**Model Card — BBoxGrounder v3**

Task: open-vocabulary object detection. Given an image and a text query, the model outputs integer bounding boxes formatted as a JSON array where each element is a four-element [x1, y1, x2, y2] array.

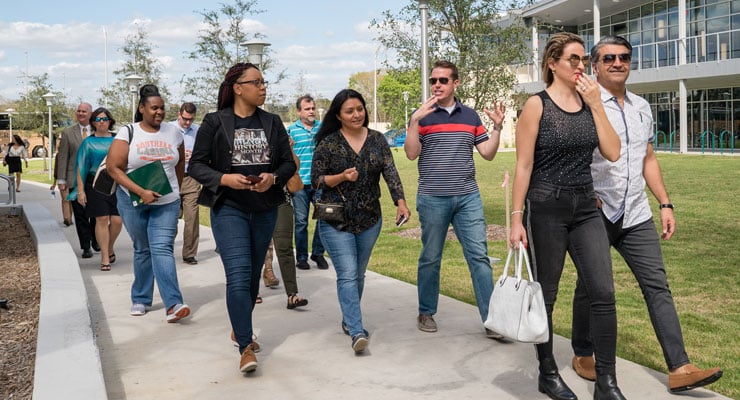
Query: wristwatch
[[659, 203, 674, 209], [272, 173, 279, 186]]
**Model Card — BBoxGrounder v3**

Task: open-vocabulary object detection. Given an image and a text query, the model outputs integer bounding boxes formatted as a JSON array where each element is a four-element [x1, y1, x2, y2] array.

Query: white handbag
[[484, 243, 549, 343]]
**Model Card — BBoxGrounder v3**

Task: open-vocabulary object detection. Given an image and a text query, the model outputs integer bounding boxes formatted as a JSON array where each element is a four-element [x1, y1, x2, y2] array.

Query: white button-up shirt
[[591, 85, 654, 229]]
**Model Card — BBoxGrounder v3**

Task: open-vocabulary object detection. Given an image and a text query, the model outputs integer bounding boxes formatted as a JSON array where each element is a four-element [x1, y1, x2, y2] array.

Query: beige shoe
[[417, 314, 437, 332], [669, 363, 722, 392], [263, 266, 280, 288], [572, 355, 596, 381], [230, 330, 260, 353], [239, 348, 257, 373]]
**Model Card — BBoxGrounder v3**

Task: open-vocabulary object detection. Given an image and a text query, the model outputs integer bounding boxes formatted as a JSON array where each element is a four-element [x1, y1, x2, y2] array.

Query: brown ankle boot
[[263, 266, 280, 287]]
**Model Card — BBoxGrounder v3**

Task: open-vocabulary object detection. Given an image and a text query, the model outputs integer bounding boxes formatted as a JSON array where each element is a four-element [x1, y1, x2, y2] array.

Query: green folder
[[127, 160, 173, 207]]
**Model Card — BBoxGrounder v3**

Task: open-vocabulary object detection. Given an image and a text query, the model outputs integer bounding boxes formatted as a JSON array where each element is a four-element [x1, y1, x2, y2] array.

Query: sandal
[[100, 264, 111, 271], [255, 294, 262, 304], [287, 293, 308, 309], [109, 253, 116, 264]]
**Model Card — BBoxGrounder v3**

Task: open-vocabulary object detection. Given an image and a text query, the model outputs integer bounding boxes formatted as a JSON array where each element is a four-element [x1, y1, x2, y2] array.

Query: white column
[[679, 80, 688, 153], [679, 0, 687, 64], [531, 20, 539, 82], [593, 0, 601, 43]]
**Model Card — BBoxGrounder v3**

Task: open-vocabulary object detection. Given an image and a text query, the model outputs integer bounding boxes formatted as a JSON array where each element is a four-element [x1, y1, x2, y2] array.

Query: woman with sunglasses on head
[[188, 63, 296, 373], [510, 32, 624, 400], [71, 107, 123, 271], [107, 84, 191, 323]]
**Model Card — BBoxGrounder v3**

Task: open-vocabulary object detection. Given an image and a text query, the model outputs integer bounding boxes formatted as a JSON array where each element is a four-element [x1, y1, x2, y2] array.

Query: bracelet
[[511, 210, 523, 216], [659, 203, 674, 209], [492, 124, 503, 131]]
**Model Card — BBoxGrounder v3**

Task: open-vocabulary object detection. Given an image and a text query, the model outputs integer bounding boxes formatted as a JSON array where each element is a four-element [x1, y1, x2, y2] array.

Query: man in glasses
[[405, 60, 505, 338], [570, 35, 723, 393], [172, 102, 201, 265], [57, 102, 97, 258]]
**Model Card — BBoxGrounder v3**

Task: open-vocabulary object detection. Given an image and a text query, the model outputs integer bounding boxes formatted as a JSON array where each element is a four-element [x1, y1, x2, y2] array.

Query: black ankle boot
[[538, 358, 578, 400], [594, 374, 626, 400]]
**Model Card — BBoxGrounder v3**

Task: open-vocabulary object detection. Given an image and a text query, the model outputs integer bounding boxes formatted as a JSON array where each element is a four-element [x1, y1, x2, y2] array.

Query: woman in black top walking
[[510, 32, 625, 400]]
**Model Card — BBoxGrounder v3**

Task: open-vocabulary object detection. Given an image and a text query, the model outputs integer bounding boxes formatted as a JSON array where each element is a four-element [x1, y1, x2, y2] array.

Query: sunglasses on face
[[429, 77, 451, 85], [180, 116, 194, 122], [558, 54, 591, 67], [600, 53, 632, 65], [93, 117, 110, 122]]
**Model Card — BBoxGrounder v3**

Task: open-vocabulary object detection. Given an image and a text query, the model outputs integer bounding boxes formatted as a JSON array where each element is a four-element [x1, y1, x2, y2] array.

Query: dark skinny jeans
[[524, 182, 617, 376]]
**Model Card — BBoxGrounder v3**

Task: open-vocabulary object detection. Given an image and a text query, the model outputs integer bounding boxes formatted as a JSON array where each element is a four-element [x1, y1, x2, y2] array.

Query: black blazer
[[188, 107, 296, 209]]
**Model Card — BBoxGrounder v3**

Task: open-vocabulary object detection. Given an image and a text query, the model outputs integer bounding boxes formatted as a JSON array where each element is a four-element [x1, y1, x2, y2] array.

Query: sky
[[0, 0, 408, 107]]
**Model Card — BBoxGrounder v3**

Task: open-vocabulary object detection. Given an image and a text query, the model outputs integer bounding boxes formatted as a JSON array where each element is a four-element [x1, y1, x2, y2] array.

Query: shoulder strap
[[126, 124, 134, 142]]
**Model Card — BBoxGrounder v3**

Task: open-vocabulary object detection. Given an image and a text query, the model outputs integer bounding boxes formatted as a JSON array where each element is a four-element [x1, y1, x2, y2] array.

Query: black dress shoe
[[594, 374, 626, 400], [296, 259, 310, 270], [310, 254, 329, 269], [538, 358, 578, 400], [92, 242, 101, 252], [183, 257, 198, 265], [82, 248, 93, 258]]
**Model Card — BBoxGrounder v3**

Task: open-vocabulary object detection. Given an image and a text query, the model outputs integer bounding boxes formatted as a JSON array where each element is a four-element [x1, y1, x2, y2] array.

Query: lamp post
[[4, 108, 14, 143], [240, 39, 271, 69], [42, 92, 56, 180], [402, 91, 410, 129], [318, 108, 325, 122], [123, 74, 143, 122], [418, 0, 430, 101]]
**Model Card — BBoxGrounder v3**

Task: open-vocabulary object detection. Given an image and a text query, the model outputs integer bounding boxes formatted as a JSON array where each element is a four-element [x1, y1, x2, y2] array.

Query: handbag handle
[[317, 175, 346, 202], [500, 243, 535, 288]]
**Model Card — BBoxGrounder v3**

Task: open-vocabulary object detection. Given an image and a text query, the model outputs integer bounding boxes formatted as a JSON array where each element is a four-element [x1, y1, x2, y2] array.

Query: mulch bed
[[0, 213, 40, 399]]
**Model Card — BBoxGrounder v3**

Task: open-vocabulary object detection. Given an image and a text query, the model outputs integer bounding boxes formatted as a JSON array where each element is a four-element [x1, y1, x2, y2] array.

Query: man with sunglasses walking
[[172, 102, 201, 265], [570, 35, 723, 393], [405, 60, 505, 337]]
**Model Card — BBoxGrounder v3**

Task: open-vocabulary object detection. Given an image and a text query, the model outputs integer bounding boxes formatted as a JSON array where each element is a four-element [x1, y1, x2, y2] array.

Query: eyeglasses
[[429, 77, 451, 85], [600, 53, 632, 65], [93, 117, 110, 122], [557, 54, 590, 67], [235, 79, 268, 88], [180, 116, 194, 122]]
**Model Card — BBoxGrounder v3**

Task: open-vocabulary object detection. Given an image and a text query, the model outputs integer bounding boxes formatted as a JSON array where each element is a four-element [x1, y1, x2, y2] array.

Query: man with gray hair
[[570, 35, 722, 393]]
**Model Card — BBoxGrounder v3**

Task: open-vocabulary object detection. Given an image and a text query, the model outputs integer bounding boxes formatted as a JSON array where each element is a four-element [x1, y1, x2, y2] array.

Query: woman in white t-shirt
[[107, 84, 190, 323]]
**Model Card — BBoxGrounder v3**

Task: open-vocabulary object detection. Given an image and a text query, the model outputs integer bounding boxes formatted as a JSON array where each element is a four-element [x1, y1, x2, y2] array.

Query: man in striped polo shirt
[[405, 60, 506, 337], [287, 95, 329, 270]]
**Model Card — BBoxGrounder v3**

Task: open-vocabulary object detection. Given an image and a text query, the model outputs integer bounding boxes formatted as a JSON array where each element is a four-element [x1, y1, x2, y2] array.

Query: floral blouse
[[311, 129, 405, 233]]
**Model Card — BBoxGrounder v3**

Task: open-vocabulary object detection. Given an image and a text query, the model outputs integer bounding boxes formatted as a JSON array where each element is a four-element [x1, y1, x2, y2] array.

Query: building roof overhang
[[520, 0, 648, 27]]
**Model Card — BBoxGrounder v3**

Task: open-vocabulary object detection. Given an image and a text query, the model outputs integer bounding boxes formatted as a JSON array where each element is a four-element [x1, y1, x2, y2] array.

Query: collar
[[599, 84, 636, 107], [433, 97, 462, 113]]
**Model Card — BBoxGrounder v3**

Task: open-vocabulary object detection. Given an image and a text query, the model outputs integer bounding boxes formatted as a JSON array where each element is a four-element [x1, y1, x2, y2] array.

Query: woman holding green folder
[[107, 84, 191, 323]]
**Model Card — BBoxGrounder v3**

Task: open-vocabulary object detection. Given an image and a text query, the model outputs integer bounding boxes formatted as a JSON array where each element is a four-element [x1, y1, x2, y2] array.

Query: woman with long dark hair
[[3, 135, 28, 192], [107, 84, 190, 323], [311, 89, 409, 354], [188, 63, 296, 373], [73, 107, 123, 271]]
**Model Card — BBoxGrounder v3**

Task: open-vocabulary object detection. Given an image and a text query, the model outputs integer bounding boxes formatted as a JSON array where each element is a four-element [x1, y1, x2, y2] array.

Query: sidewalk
[[20, 181, 729, 400]]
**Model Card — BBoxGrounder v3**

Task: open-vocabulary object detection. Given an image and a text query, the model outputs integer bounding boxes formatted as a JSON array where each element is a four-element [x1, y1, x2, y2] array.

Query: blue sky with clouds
[[0, 0, 408, 105]]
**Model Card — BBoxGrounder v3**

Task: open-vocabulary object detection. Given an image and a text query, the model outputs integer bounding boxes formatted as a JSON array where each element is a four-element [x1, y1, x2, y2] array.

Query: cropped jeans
[[211, 204, 277, 354], [572, 216, 689, 370], [319, 219, 382, 338], [292, 186, 325, 261], [116, 189, 184, 311], [416, 192, 492, 322], [524, 182, 617, 375]]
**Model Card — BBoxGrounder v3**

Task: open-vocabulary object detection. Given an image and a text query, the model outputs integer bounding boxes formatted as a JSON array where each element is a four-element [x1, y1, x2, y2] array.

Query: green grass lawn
[[19, 152, 739, 397]]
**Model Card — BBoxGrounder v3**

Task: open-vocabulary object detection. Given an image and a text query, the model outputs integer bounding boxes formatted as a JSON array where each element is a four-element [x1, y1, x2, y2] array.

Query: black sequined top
[[531, 90, 599, 187], [311, 129, 405, 233]]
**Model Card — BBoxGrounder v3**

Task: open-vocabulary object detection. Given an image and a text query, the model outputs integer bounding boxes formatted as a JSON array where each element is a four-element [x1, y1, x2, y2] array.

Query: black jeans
[[71, 199, 96, 250], [572, 216, 690, 370], [524, 182, 617, 375]]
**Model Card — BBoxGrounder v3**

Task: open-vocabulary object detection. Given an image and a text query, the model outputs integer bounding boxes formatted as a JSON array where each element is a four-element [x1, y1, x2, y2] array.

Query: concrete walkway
[[19, 180, 729, 400]]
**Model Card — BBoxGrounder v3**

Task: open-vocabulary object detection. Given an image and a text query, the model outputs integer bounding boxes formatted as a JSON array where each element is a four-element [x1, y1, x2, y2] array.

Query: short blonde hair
[[541, 32, 584, 86]]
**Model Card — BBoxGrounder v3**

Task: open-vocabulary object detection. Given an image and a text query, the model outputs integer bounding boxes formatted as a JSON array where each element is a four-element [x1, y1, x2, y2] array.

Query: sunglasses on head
[[429, 77, 451, 85], [93, 117, 110, 122], [600, 53, 632, 65], [558, 54, 590, 67]]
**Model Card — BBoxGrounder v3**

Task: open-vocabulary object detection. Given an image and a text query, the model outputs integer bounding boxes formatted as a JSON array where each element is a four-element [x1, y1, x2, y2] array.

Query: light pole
[[240, 39, 271, 69], [123, 74, 143, 122], [318, 108, 325, 121], [418, 0, 430, 102], [373, 46, 379, 129], [402, 91, 410, 129], [42, 92, 56, 180], [4, 108, 14, 143]]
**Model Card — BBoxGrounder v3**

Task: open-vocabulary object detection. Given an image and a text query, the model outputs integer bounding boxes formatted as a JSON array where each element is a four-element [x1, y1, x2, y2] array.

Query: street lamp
[[402, 91, 410, 128], [42, 92, 56, 180], [4, 108, 15, 143], [123, 74, 143, 122], [418, 0, 430, 102], [318, 108, 325, 121], [240, 39, 271, 68]]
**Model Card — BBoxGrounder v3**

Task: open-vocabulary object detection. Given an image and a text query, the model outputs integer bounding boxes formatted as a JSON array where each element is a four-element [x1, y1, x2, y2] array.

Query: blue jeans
[[211, 204, 277, 353], [524, 182, 617, 375], [292, 186, 325, 261], [416, 192, 492, 322], [319, 219, 381, 337], [116, 189, 183, 311], [572, 216, 689, 370]]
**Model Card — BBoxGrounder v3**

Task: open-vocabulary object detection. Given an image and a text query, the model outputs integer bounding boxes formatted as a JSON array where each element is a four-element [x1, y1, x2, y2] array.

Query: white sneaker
[[130, 304, 147, 316], [166, 303, 191, 323]]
